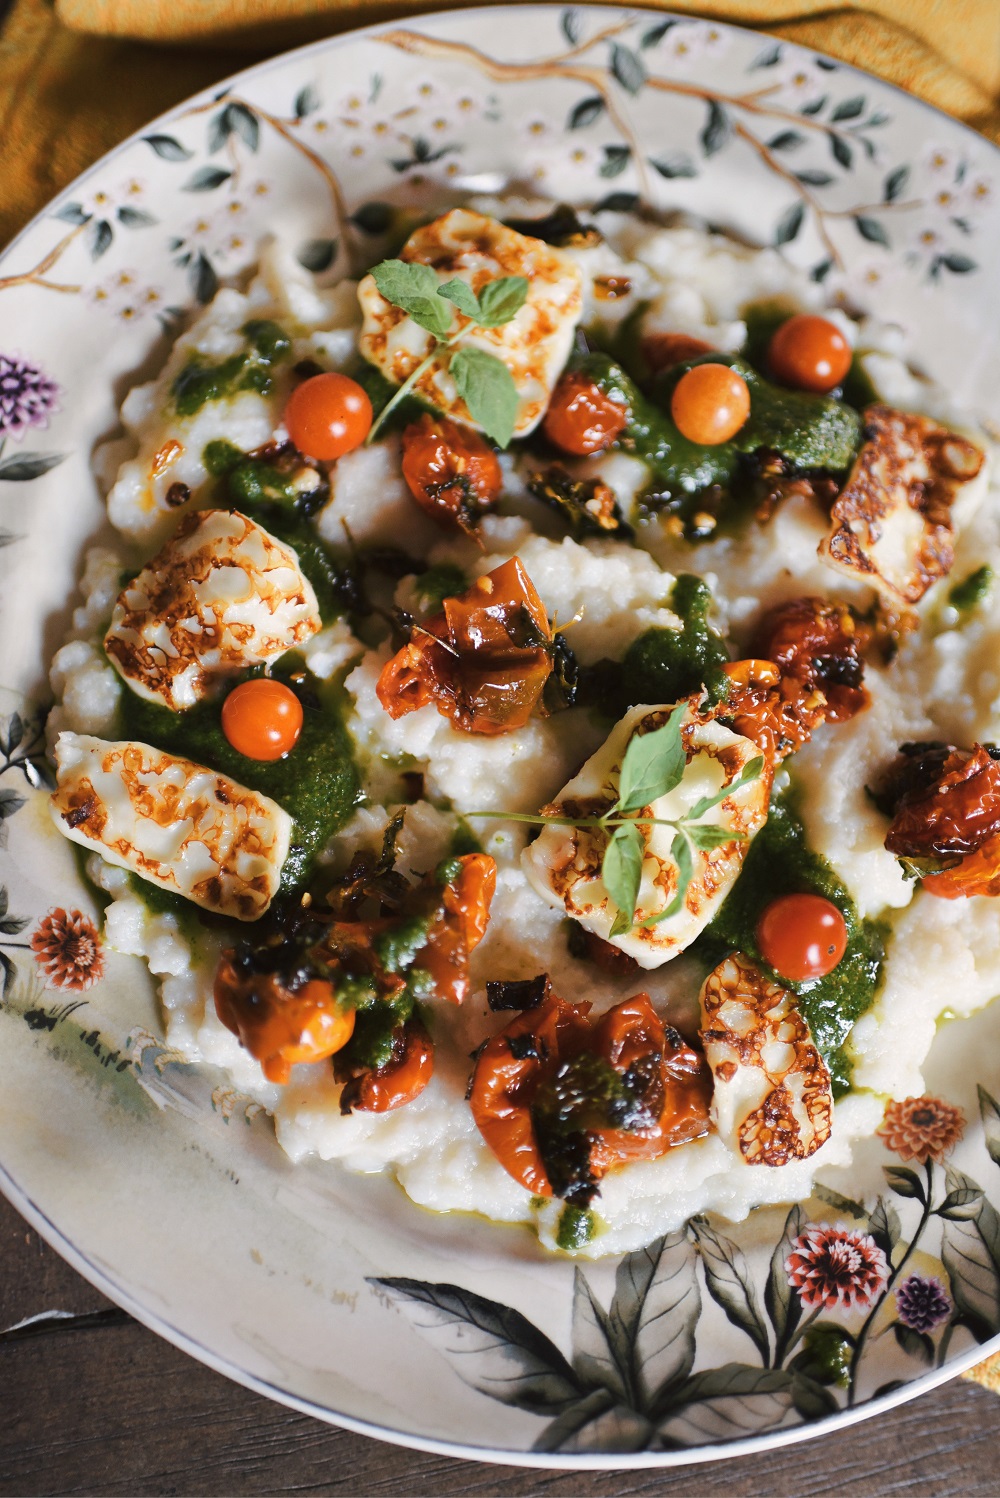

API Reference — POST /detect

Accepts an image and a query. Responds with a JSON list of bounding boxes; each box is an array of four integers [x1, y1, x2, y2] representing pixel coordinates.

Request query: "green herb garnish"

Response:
[[366, 259, 528, 446]]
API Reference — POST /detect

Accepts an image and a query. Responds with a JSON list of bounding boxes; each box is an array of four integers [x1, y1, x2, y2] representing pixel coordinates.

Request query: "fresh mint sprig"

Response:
[[366, 259, 529, 447], [468, 705, 764, 935]]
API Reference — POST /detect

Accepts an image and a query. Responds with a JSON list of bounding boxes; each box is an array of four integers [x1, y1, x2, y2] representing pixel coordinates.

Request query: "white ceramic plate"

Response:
[[2, 5, 1000, 1467]]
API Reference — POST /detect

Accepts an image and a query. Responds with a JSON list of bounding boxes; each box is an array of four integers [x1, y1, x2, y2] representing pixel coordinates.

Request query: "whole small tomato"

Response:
[[670, 363, 751, 445], [284, 371, 372, 460], [767, 314, 852, 394], [543, 370, 629, 456]]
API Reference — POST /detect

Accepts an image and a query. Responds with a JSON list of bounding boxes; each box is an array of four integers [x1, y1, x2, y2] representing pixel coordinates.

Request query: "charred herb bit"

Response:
[[486, 973, 549, 1012], [526, 465, 633, 540], [542, 632, 580, 713], [504, 203, 602, 249], [532, 1051, 659, 1206]]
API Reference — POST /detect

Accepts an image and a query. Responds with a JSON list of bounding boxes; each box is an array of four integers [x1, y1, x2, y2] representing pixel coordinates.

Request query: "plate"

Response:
[[2, 4, 1000, 1467]]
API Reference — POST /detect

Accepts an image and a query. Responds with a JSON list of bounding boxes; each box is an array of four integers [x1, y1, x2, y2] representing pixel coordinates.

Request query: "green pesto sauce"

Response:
[[741, 300, 879, 412], [621, 573, 730, 708], [415, 562, 469, 612], [695, 790, 886, 1096], [556, 1204, 596, 1251], [203, 439, 347, 623], [172, 319, 291, 418], [579, 351, 861, 502], [116, 659, 360, 898], [351, 358, 428, 433], [949, 564, 994, 614]]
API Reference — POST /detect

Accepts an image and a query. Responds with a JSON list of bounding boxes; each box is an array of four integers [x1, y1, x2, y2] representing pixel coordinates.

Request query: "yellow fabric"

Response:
[[1, 0, 1000, 1391]]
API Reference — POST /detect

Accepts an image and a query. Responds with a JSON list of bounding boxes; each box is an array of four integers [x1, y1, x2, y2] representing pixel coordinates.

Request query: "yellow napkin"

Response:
[[2, 0, 1000, 1394]]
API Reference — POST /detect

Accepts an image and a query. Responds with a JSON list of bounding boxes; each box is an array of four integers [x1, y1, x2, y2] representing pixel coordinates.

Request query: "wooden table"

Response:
[[2, 1191, 998, 1494]]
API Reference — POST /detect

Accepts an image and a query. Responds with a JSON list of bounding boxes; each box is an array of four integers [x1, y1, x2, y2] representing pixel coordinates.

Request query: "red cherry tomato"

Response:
[[756, 893, 848, 982], [400, 414, 502, 533], [543, 370, 629, 455], [284, 371, 372, 460], [670, 363, 751, 445], [221, 679, 304, 761], [641, 333, 714, 376], [767, 315, 852, 394]]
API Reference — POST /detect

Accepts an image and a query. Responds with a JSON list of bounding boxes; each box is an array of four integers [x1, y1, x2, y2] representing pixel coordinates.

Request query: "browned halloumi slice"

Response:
[[699, 952, 833, 1166], [819, 404, 986, 606], [357, 209, 583, 438], [104, 510, 321, 711], [51, 732, 291, 920]]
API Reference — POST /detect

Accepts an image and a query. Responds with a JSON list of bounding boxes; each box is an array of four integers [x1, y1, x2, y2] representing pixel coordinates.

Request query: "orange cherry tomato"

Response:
[[543, 370, 629, 455], [400, 414, 502, 534], [221, 679, 304, 761], [214, 963, 355, 1086], [767, 314, 852, 394], [670, 363, 751, 445], [641, 333, 714, 376], [757, 892, 848, 982], [284, 371, 372, 461]]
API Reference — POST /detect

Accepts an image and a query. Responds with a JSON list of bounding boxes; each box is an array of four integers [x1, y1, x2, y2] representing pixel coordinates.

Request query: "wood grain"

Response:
[[1, 1191, 999, 1496]]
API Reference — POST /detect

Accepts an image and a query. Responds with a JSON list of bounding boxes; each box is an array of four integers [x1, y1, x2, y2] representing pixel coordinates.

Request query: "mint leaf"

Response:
[[450, 346, 519, 447], [476, 275, 530, 328], [617, 705, 687, 814], [603, 821, 645, 936], [685, 823, 745, 850], [641, 832, 693, 926], [371, 258, 452, 338], [687, 755, 765, 820], [437, 277, 481, 320]]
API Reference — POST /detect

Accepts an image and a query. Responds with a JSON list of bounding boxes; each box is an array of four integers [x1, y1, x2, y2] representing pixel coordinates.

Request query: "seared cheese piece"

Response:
[[699, 953, 833, 1166], [521, 701, 771, 969], [819, 404, 987, 606], [51, 733, 290, 920], [357, 209, 584, 437], [104, 510, 321, 711]]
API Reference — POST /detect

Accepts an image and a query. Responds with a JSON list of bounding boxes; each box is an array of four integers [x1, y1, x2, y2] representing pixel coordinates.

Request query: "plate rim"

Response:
[[2, 1, 999, 1467]]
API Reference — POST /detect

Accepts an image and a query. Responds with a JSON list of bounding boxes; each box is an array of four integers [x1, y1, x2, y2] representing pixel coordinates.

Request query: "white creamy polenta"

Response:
[[51, 209, 1000, 1256]]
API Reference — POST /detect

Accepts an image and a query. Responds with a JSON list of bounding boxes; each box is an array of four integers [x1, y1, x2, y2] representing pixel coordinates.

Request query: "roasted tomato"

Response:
[[542, 370, 629, 456], [641, 333, 714, 377], [376, 557, 554, 735], [718, 658, 827, 764], [215, 849, 495, 1097], [877, 741, 1000, 897], [752, 597, 869, 723], [400, 414, 502, 535], [469, 985, 711, 1204], [335, 1014, 435, 1113], [214, 965, 355, 1085]]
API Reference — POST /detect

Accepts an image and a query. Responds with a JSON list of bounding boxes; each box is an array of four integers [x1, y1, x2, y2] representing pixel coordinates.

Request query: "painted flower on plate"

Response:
[[877, 1095, 966, 1164], [785, 1224, 890, 1312], [30, 908, 104, 991], [895, 1274, 952, 1334], [0, 354, 60, 441]]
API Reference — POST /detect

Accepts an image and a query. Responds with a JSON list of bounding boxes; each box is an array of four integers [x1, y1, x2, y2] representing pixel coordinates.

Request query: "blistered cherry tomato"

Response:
[[222, 679, 303, 761], [767, 315, 852, 394], [543, 370, 629, 455], [284, 371, 372, 460], [401, 414, 502, 533], [214, 965, 355, 1086], [756, 892, 848, 981], [641, 333, 714, 376], [670, 363, 751, 445]]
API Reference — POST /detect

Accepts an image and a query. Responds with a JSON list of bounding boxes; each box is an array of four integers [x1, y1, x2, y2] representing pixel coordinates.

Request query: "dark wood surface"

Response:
[[1, 1191, 998, 1495]]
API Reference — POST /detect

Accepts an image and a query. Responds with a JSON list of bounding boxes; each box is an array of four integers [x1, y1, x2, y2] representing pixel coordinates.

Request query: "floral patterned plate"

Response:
[[2, 4, 1000, 1467]]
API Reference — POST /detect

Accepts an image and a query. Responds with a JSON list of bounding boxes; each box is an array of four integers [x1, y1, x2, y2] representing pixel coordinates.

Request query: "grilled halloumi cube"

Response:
[[51, 732, 290, 920], [104, 510, 321, 711], [521, 700, 772, 969], [699, 953, 833, 1166], [357, 209, 584, 438], [819, 404, 987, 606]]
